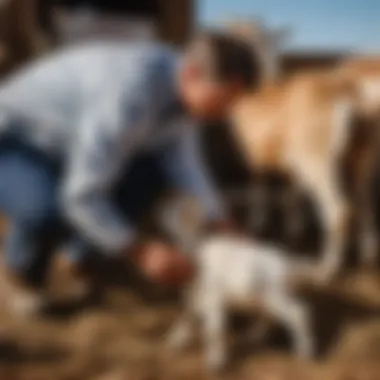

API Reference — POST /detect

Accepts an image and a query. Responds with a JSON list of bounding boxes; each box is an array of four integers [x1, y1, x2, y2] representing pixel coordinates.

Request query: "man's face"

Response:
[[178, 39, 240, 121]]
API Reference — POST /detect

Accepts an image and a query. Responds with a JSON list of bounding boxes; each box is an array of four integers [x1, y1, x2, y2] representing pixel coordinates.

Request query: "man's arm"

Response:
[[61, 103, 134, 253], [61, 72, 157, 254], [158, 118, 226, 223]]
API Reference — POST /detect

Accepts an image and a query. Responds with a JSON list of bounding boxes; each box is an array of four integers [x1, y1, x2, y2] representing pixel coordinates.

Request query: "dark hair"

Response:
[[192, 30, 262, 90]]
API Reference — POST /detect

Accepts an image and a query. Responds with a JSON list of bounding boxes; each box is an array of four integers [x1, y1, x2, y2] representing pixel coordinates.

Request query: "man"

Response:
[[0, 32, 260, 315]]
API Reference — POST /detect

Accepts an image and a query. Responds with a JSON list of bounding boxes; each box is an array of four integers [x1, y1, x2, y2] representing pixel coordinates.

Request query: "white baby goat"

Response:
[[160, 197, 315, 372]]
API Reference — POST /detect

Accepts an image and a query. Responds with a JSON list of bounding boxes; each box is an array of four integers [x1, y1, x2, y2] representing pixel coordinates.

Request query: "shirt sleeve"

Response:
[[158, 118, 225, 222], [61, 75, 157, 254]]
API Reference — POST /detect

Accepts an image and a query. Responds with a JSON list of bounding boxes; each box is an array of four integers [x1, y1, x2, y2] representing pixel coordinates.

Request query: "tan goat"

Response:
[[228, 69, 376, 281]]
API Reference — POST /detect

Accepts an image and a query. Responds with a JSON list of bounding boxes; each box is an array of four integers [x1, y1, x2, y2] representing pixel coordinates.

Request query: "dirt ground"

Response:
[[0, 253, 379, 380]]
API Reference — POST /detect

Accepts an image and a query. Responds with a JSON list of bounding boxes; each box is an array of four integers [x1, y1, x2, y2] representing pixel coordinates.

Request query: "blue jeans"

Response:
[[0, 136, 166, 287]]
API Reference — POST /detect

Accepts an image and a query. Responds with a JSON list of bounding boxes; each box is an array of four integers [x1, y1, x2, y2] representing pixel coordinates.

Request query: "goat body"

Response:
[[167, 234, 314, 372], [229, 70, 378, 280]]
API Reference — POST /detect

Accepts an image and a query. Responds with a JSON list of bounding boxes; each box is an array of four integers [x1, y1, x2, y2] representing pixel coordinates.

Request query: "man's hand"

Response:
[[130, 241, 194, 286]]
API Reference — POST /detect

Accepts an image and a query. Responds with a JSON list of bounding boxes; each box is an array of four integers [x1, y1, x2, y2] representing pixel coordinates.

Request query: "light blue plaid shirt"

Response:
[[0, 41, 224, 253]]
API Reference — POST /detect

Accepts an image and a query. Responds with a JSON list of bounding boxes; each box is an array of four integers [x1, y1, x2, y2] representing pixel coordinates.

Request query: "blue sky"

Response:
[[198, 0, 380, 52]]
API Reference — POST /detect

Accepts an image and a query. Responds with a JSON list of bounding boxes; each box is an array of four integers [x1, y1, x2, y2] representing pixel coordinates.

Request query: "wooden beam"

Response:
[[157, 0, 194, 45]]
